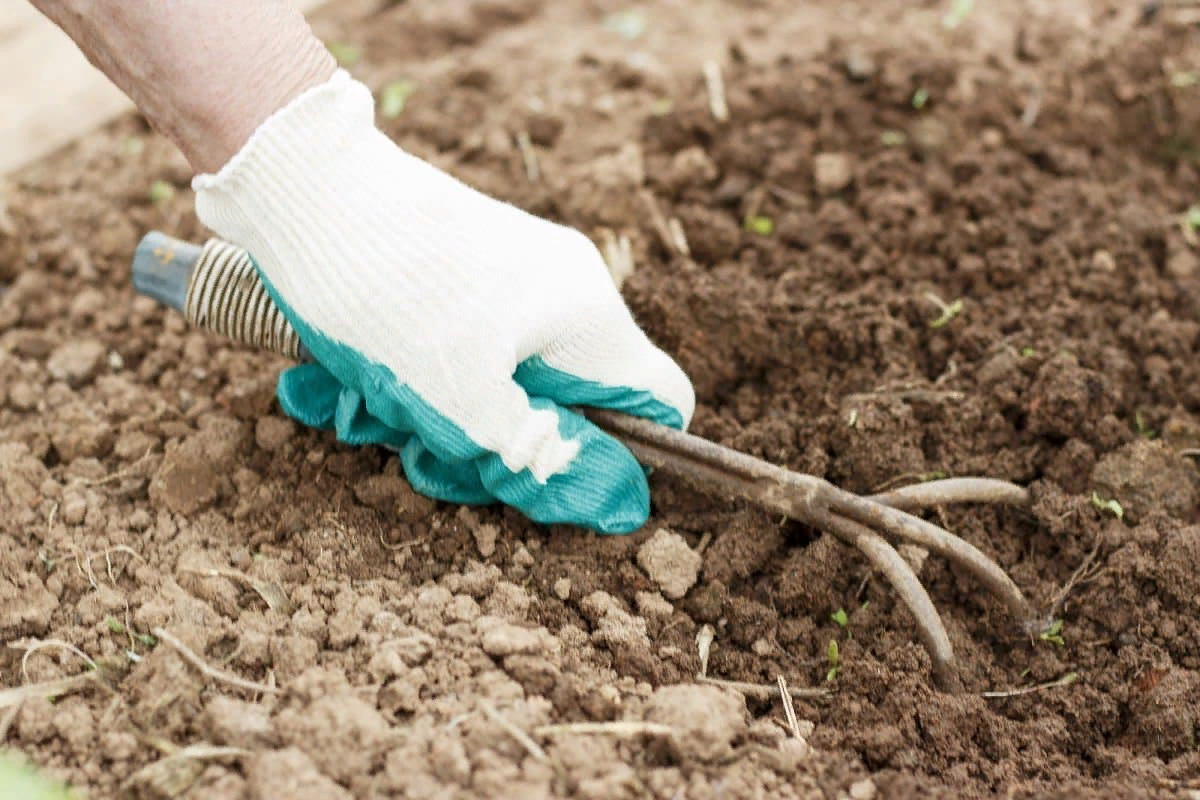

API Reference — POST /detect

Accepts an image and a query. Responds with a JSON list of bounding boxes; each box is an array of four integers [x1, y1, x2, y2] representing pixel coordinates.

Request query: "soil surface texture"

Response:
[[4, 1, 1200, 798]]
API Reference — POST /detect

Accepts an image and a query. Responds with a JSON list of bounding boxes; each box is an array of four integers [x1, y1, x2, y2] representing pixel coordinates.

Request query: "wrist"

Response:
[[169, 28, 338, 173], [29, 0, 337, 174]]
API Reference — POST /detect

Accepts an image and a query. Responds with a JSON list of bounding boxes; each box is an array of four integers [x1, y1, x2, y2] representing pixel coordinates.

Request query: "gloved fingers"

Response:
[[515, 307, 695, 431], [476, 397, 653, 534], [399, 437, 494, 506], [277, 363, 342, 430], [388, 372, 652, 533], [278, 362, 412, 451]]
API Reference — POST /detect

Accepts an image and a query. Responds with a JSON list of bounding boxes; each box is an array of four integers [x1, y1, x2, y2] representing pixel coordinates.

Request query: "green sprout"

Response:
[[104, 617, 125, 635], [603, 9, 648, 40], [744, 215, 775, 236], [1134, 411, 1157, 439], [148, 180, 175, 205], [912, 87, 930, 110], [928, 297, 964, 329], [1186, 205, 1200, 231], [380, 80, 416, 118], [1039, 619, 1065, 646], [1171, 71, 1200, 89], [650, 97, 675, 117], [325, 42, 362, 67], [942, 0, 974, 29], [1020, 346, 1036, 357], [134, 632, 158, 648], [1091, 492, 1124, 521], [825, 639, 841, 682], [831, 608, 849, 628], [0, 752, 76, 799], [880, 130, 907, 147]]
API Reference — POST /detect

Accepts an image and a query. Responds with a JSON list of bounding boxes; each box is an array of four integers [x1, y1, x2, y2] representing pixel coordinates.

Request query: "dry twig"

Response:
[[777, 676, 804, 740], [152, 628, 279, 695], [535, 722, 675, 738], [478, 700, 549, 763], [981, 672, 1078, 699], [695, 676, 832, 700], [702, 60, 729, 122]]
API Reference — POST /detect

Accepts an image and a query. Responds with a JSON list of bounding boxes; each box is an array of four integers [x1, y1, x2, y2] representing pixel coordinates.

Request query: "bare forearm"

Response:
[[28, 0, 337, 173]]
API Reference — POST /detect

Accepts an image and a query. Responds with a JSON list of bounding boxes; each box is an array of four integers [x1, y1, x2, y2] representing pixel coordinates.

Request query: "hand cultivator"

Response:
[[130, 231, 1055, 694]]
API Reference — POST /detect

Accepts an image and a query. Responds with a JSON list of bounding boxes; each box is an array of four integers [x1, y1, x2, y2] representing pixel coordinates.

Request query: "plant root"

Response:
[[587, 409, 1041, 694]]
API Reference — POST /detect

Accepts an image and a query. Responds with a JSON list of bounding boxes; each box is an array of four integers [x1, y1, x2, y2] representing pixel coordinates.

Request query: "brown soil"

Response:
[[5, 1, 1200, 797]]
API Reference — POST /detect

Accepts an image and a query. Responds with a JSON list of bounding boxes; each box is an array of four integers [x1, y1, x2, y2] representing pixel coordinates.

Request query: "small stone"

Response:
[[1167, 240, 1199, 278], [127, 509, 153, 531], [481, 623, 556, 657], [849, 779, 877, 800], [69, 288, 106, 319], [61, 491, 88, 525], [503, 655, 559, 696], [979, 128, 1004, 149], [813, 153, 853, 195], [113, 430, 157, 460], [512, 545, 535, 569], [445, 595, 480, 623], [355, 474, 435, 521], [635, 591, 674, 620], [254, 416, 295, 452], [327, 608, 364, 650], [637, 528, 701, 599], [46, 340, 106, 387], [643, 685, 747, 762], [1091, 249, 1117, 272], [665, 146, 719, 191], [204, 696, 278, 749], [7, 382, 37, 411], [526, 111, 565, 148], [553, 578, 572, 601], [844, 46, 875, 81], [457, 507, 497, 558], [246, 748, 352, 800]]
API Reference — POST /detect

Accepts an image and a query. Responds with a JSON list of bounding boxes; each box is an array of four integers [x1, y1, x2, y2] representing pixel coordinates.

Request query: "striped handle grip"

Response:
[[131, 231, 307, 360]]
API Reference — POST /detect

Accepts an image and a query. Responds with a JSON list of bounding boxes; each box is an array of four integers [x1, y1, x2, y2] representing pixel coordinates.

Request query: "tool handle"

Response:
[[131, 231, 307, 361]]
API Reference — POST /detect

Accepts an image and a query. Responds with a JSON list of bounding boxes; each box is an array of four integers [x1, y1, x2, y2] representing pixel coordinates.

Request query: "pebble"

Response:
[[643, 685, 747, 762], [61, 491, 88, 525], [458, 507, 497, 558], [246, 748, 352, 800], [204, 696, 278, 749], [636, 528, 701, 599], [480, 622, 555, 657], [553, 578, 572, 601], [46, 339, 106, 387], [7, 381, 37, 411], [813, 152, 853, 195], [254, 416, 295, 451], [354, 474, 435, 520], [849, 779, 877, 800], [844, 46, 876, 81]]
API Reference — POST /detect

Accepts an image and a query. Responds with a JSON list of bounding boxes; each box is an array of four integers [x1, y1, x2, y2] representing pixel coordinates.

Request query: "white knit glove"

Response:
[[193, 70, 694, 533]]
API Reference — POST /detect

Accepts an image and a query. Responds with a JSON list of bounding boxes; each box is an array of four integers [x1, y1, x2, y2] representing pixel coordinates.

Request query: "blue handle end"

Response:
[[131, 231, 200, 314]]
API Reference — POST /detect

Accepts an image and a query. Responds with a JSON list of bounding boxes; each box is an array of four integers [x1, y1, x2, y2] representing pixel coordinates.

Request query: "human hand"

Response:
[[193, 70, 694, 534]]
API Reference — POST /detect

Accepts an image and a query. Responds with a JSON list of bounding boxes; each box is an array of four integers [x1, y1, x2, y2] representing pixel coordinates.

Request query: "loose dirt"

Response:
[[3, 1, 1200, 797]]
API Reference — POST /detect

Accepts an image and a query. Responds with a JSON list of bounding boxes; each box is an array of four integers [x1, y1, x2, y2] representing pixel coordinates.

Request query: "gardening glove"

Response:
[[192, 69, 694, 534]]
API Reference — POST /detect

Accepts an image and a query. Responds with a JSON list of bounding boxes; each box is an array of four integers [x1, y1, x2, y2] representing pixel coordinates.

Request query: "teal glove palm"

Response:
[[194, 71, 695, 534]]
